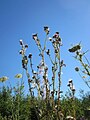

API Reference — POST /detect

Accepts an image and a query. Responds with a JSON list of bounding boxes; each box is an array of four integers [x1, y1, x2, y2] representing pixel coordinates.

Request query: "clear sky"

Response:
[[0, 0, 90, 97]]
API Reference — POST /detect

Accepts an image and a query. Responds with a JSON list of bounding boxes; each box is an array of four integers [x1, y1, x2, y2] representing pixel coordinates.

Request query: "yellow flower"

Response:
[[0, 76, 9, 82], [15, 74, 22, 79]]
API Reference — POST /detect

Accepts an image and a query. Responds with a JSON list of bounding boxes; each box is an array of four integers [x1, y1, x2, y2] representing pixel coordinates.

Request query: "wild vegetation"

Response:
[[0, 27, 90, 120]]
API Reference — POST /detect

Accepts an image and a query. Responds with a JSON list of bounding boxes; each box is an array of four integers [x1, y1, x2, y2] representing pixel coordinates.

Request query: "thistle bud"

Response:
[[46, 49, 50, 55], [67, 83, 70, 87], [48, 37, 52, 41], [19, 50, 24, 55], [53, 32, 59, 38], [32, 33, 38, 40], [68, 79, 73, 83], [28, 53, 32, 58], [44, 26, 50, 35], [19, 39, 23, 45], [75, 67, 79, 72], [25, 44, 28, 48]]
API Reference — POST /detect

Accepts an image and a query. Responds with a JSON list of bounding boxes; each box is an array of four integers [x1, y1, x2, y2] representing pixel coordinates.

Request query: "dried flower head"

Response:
[[32, 33, 38, 40], [19, 39, 23, 45], [46, 49, 50, 55], [44, 26, 50, 35], [53, 32, 59, 38], [0, 76, 9, 82], [68, 79, 73, 83], [19, 50, 24, 55], [28, 53, 32, 58], [48, 37, 52, 41], [25, 44, 28, 48], [68, 44, 81, 52]]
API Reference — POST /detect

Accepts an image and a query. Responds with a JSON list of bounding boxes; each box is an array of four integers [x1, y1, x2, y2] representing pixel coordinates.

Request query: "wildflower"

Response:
[[44, 26, 50, 35], [53, 32, 59, 38], [0, 76, 9, 82], [32, 33, 38, 40], [15, 74, 22, 79], [75, 67, 79, 72], [19, 39, 23, 45]]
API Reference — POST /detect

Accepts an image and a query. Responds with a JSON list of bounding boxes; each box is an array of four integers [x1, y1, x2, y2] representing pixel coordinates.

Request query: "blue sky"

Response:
[[0, 0, 90, 97]]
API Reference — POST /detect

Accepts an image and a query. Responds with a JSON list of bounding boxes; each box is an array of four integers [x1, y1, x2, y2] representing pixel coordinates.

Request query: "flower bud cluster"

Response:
[[32, 33, 41, 49], [44, 26, 50, 35], [19, 39, 29, 70]]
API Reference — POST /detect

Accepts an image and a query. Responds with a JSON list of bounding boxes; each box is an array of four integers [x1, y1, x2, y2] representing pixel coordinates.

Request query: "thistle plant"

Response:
[[19, 26, 66, 119], [0, 27, 90, 119], [67, 79, 76, 119], [69, 43, 90, 89]]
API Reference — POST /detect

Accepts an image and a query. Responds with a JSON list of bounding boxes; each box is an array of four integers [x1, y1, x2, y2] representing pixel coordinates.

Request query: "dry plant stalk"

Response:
[[19, 26, 66, 119]]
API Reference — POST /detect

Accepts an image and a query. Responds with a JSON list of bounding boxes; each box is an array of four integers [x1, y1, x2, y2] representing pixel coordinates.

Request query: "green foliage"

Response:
[[0, 85, 89, 119]]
